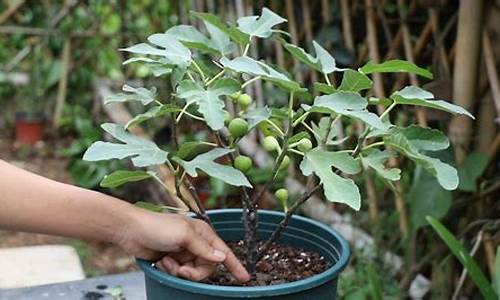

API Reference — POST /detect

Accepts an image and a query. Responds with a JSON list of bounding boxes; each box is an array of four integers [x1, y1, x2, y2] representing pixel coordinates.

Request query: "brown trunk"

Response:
[[449, 0, 484, 164]]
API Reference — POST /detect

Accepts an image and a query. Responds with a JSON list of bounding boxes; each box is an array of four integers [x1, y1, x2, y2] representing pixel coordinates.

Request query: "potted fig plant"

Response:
[[83, 7, 473, 300]]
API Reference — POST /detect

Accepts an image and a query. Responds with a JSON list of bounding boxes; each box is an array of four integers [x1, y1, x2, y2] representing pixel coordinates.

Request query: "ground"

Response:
[[0, 135, 136, 277]]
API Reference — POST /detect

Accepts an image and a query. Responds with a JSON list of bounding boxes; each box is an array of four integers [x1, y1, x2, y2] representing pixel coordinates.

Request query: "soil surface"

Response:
[[203, 240, 331, 286]]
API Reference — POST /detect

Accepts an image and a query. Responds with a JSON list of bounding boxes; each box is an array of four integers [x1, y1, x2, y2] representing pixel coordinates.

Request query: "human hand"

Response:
[[116, 208, 250, 282]]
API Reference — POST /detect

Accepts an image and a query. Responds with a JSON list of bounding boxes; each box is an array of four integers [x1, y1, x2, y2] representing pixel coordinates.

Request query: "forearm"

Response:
[[0, 160, 134, 244]]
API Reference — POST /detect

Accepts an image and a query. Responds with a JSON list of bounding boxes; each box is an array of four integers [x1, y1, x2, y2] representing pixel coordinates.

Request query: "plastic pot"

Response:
[[15, 112, 45, 145], [137, 209, 350, 299]]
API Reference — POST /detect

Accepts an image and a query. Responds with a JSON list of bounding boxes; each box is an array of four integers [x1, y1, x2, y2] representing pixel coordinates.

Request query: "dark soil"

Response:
[[203, 240, 331, 286]]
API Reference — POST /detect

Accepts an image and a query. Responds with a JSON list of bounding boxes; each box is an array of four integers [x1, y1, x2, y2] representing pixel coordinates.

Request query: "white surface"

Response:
[[0, 245, 85, 288]]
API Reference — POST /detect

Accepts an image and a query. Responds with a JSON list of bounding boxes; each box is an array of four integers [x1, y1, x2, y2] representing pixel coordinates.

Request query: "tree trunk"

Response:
[[449, 0, 484, 164]]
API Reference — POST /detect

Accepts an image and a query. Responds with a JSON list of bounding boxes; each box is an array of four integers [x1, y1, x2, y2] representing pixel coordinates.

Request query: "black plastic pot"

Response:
[[137, 209, 350, 299]]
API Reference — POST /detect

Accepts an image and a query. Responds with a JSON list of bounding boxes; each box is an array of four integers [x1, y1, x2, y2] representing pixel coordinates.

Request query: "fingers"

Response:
[[156, 256, 180, 276], [178, 263, 215, 281], [180, 230, 227, 263], [193, 220, 250, 283], [157, 255, 216, 282]]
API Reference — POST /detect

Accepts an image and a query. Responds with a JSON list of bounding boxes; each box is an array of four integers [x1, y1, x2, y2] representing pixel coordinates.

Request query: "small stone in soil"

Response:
[[82, 291, 104, 299], [95, 284, 108, 290], [203, 241, 331, 287]]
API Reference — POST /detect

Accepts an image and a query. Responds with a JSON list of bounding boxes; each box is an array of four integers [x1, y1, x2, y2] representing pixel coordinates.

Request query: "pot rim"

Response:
[[137, 208, 350, 297]]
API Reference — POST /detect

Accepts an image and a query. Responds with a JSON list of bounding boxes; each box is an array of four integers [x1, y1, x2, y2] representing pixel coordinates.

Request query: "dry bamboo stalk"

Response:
[[474, 92, 496, 154], [285, 0, 303, 82], [482, 29, 500, 118], [53, 38, 71, 128], [413, 19, 433, 60], [398, 0, 427, 126], [0, 0, 25, 25], [340, 0, 355, 52], [271, 1, 285, 68], [356, 38, 369, 66], [429, 8, 451, 77], [449, 0, 484, 164], [321, 0, 331, 24], [483, 232, 496, 277], [385, 27, 404, 60], [365, 0, 385, 101], [302, 0, 318, 85]]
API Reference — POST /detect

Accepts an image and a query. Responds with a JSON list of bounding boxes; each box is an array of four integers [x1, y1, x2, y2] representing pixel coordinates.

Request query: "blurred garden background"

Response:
[[0, 0, 499, 298]]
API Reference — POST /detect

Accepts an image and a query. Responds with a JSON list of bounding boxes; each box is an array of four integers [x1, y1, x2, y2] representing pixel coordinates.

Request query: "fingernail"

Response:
[[213, 249, 226, 260]]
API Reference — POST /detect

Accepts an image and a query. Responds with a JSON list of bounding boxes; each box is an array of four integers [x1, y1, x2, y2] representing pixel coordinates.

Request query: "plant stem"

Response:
[[265, 119, 285, 136], [192, 60, 206, 81], [362, 141, 385, 151], [176, 100, 195, 123], [242, 43, 250, 56], [324, 73, 332, 87], [241, 76, 261, 89], [258, 119, 371, 259], [205, 69, 225, 86], [256, 184, 322, 261]]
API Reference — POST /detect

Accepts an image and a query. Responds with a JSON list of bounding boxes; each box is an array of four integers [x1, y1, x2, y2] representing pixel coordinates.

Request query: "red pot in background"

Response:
[[15, 112, 45, 145]]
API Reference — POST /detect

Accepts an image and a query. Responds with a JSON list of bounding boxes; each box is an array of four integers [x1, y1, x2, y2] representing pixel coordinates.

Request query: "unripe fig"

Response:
[[298, 138, 313, 152], [237, 93, 252, 108], [262, 136, 279, 151], [228, 118, 248, 138], [234, 155, 252, 173]]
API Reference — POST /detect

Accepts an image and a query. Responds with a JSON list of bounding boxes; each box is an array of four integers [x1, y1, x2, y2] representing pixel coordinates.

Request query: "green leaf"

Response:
[[282, 40, 336, 74], [165, 25, 218, 54], [313, 82, 336, 94], [244, 106, 271, 129], [361, 149, 401, 181], [289, 131, 311, 144], [339, 70, 373, 92], [204, 22, 235, 55], [105, 84, 157, 105], [176, 141, 212, 160], [176, 78, 240, 130], [410, 167, 451, 230], [384, 126, 458, 190], [165, 23, 235, 55], [310, 116, 337, 145], [191, 11, 249, 45], [83, 123, 169, 167], [360, 60, 433, 79], [427, 216, 498, 300], [100, 170, 152, 188], [146, 33, 192, 66], [312, 92, 389, 131], [300, 148, 361, 210], [173, 148, 252, 187], [220, 56, 304, 92], [125, 104, 182, 129], [457, 152, 489, 192], [237, 7, 286, 39], [391, 86, 474, 119]]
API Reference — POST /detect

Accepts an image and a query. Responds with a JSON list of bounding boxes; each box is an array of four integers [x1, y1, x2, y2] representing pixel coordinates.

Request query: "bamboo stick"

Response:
[[429, 8, 451, 77], [398, 0, 427, 126], [53, 38, 71, 128], [340, 0, 355, 52], [482, 29, 500, 118], [474, 92, 496, 154], [321, 0, 331, 24], [0, 0, 25, 25], [285, 0, 303, 82], [449, 0, 484, 164], [365, 0, 385, 101], [302, 0, 318, 85]]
